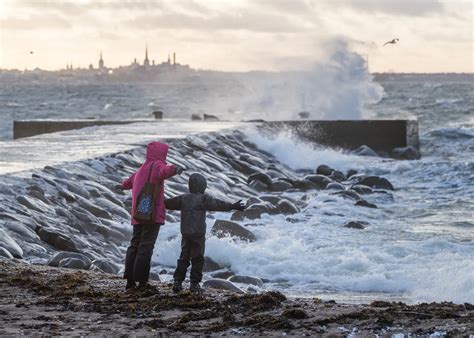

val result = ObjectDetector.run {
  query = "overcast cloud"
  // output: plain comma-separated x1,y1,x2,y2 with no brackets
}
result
0,0,472,72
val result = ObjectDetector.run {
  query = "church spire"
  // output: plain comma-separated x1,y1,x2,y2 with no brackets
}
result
144,44,150,66
98,51,104,70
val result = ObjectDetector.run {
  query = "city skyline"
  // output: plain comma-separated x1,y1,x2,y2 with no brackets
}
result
0,0,472,73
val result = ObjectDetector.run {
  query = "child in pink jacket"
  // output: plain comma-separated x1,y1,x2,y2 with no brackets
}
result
118,141,182,291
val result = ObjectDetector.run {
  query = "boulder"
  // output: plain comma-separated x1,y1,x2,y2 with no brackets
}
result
247,202,276,215
392,146,421,160
270,180,293,192
346,169,358,178
211,270,235,279
304,175,332,189
48,251,92,267
202,279,245,293
203,256,223,272
355,200,377,208
358,176,394,190
352,145,379,157
231,209,263,221
247,172,272,187
0,228,23,258
326,182,344,191
259,196,282,205
76,197,113,220
275,200,299,215
191,113,202,120
333,190,361,201
16,195,53,214
211,219,257,242
316,165,333,176
58,257,89,270
229,275,264,287
299,111,310,119
292,179,319,191
90,259,120,274
0,247,14,259
329,170,346,182
36,227,78,252
344,221,368,229
152,110,163,119
351,184,373,195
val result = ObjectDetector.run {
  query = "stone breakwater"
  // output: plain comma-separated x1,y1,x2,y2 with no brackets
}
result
1,129,396,291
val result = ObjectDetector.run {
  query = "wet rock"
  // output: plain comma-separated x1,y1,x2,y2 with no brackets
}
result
326,182,344,191
62,181,91,199
259,196,282,205
76,197,113,220
248,180,268,191
16,195,53,214
191,113,202,120
211,270,235,279
95,223,128,242
58,257,90,270
329,170,346,182
352,145,379,157
211,219,257,242
202,279,245,293
358,176,394,190
285,217,301,223
58,189,77,202
203,256,223,272
299,111,310,119
346,169,358,178
149,272,162,282
89,259,120,274
229,275,264,287
275,200,299,215
94,198,130,219
247,172,272,187
0,228,23,258
231,209,263,221
283,308,309,319
355,200,377,208
292,179,319,191
333,190,361,201
269,180,293,192
47,251,92,267
0,246,14,259
316,165,333,176
247,202,276,215
392,146,421,160
351,184,373,195
304,175,332,189
344,221,368,229
245,197,262,207
27,189,50,205
152,110,163,119
36,227,78,252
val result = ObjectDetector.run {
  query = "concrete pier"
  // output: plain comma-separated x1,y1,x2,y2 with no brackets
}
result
13,119,147,139
267,120,419,153
12,119,419,154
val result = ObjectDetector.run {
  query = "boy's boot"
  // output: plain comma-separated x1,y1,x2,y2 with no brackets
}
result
189,282,203,295
125,280,136,291
172,280,183,293
137,281,159,296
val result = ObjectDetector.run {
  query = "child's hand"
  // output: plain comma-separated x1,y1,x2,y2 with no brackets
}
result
175,166,185,175
231,200,246,211
114,184,123,191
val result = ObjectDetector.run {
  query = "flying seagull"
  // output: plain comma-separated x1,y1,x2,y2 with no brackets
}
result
383,38,399,47
29,51,34,54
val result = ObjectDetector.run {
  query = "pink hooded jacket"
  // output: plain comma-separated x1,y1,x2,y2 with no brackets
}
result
121,142,177,225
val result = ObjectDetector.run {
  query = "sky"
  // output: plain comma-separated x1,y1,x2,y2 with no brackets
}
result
0,0,472,73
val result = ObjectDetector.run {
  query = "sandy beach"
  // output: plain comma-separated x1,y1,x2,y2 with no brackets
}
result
1,260,472,336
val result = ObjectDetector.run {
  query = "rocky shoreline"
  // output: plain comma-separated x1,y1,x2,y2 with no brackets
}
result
1,260,472,335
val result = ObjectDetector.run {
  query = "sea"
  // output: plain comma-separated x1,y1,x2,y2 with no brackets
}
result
0,71,473,304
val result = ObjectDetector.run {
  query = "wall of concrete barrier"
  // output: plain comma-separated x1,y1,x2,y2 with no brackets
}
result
13,119,419,154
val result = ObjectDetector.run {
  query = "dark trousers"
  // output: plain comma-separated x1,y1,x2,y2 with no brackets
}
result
124,223,160,283
173,235,205,284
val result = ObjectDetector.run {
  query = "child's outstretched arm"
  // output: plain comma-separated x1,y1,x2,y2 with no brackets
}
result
164,195,183,210
155,164,184,181
120,172,136,190
203,195,246,212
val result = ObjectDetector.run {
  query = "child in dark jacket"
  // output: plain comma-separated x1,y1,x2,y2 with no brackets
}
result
164,173,245,293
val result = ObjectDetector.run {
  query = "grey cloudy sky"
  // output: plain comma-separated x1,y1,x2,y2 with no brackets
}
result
0,0,472,72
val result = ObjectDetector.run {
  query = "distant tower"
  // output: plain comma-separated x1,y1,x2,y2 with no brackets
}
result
144,45,150,66
98,51,105,70
152,60,155,66
167,53,171,64
173,52,176,65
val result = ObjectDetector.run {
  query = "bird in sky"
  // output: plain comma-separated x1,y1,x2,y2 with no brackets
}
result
29,51,34,54
383,38,399,47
